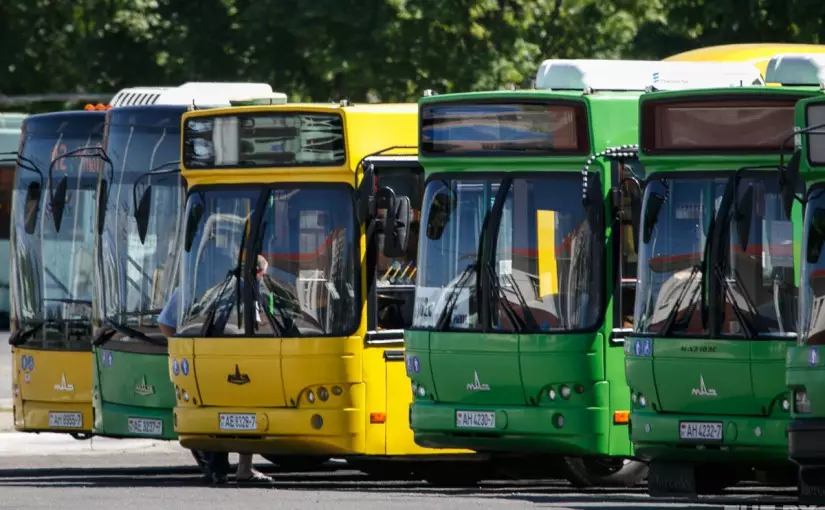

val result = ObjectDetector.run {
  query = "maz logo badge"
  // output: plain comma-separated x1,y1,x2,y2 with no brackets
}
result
227,365,250,385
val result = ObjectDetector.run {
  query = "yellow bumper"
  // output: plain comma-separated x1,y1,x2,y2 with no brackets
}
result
174,406,363,455
15,400,93,434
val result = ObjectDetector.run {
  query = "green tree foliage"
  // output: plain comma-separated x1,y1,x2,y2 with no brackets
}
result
1,0,823,109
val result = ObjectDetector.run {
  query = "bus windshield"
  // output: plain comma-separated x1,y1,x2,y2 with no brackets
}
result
98,110,184,329
11,124,103,349
178,185,359,337
414,174,601,332
634,173,796,339
798,188,825,346
634,175,725,336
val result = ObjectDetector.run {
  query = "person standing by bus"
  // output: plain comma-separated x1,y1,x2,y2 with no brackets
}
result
158,255,274,485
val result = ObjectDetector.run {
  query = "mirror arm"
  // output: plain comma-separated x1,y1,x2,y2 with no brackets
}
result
131,164,181,213
580,145,640,207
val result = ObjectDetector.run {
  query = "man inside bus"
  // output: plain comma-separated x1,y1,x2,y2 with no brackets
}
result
157,254,274,485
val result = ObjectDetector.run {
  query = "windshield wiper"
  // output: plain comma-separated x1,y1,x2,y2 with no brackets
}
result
435,262,478,331
659,263,703,336
9,322,44,346
93,318,166,347
501,272,540,331
711,262,756,339
486,260,524,331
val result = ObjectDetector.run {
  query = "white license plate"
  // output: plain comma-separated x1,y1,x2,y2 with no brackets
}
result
455,410,496,429
127,417,163,436
48,412,82,428
679,421,723,441
219,413,257,431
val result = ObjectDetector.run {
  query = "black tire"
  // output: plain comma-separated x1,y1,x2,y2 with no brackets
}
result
562,456,648,488
261,455,329,472
694,468,739,495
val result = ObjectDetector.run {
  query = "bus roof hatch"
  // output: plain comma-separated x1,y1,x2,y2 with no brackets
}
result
765,54,825,87
534,59,764,92
109,82,286,108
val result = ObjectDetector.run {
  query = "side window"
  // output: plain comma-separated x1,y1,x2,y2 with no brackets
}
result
374,168,422,330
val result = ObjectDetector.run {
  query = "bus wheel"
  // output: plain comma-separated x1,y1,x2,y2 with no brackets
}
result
262,455,329,472
799,466,825,504
694,467,739,494
562,456,648,488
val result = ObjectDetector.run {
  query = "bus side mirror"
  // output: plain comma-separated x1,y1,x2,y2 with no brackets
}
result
808,207,825,264
378,186,411,258
97,180,108,235
23,181,41,235
584,176,603,229
50,177,69,233
134,185,152,244
425,190,453,240
735,185,754,251
356,164,375,224
618,178,642,250
184,203,204,252
782,150,801,220
643,193,664,244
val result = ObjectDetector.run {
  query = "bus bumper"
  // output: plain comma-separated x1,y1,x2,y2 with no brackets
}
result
15,400,93,434
409,401,611,455
630,410,789,464
789,418,825,467
174,406,363,455
93,401,176,440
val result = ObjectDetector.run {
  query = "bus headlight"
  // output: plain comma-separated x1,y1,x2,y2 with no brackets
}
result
182,390,189,402
318,387,329,402
560,385,571,399
417,386,426,397
548,388,557,400
307,390,316,403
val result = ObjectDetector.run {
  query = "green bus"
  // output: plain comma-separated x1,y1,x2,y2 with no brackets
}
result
404,58,764,487
783,58,825,502
89,84,284,442
625,54,824,496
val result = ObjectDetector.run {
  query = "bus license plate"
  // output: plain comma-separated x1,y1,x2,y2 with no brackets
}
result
48,412,82,428
455,411,496,429
679,421,723,441
219,413,257,431
127,417,163,436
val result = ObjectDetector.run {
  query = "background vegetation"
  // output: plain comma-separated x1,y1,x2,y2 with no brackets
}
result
3,0,825,111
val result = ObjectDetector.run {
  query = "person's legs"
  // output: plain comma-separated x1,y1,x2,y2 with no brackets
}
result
204,451,231,483
235,453,273,483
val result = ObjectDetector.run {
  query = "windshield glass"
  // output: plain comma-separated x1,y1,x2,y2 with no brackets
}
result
98,109,185,329
255,185,359,337
491,176,601,332
718,176,796,339
10,117,104,349
634,175,726,336
801,187,825,345
178,188,258,336
414,178,499,330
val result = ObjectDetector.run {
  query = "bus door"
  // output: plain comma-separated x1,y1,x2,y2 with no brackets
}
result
363,157,423,451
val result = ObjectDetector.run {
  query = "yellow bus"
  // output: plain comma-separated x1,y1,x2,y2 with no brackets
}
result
665,43,825,77
164,102,477,483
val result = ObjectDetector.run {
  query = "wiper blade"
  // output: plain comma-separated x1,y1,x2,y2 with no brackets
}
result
486,260,524,331
94,318,166,347
200,270,239,337
711,262,756,339
500,271,540,331
435,262,477,331
660,263,703,337
9,322,44,346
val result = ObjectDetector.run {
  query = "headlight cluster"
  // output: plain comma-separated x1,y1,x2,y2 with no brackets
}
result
631,390,647,408
411,381,426,398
